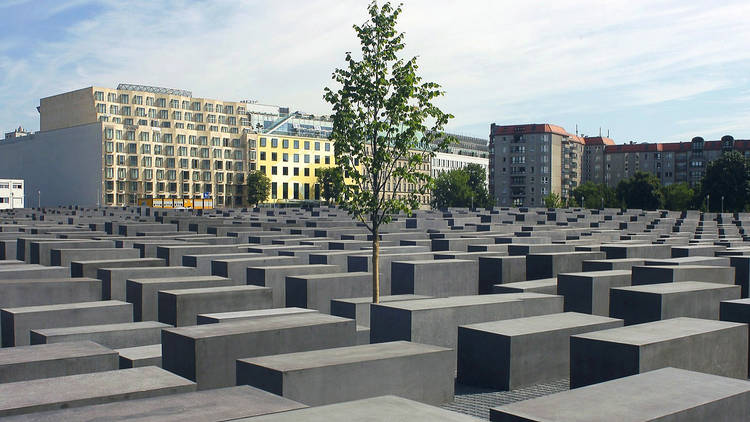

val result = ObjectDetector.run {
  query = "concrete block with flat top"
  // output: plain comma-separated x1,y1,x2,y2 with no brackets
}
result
348,252,434,296
0,385,306,422
247,264,339,308
599,243,671,259
526,251,605,280
116,344,162,369
391,259,477,297
98,265,199,301
30,321,169,349
197,307,318,324
286,272,372,313
1,300,133,347
0,265,68,280
0,366,195,417
237,341,454,406
719,298,750,377
70,257,164,278
50,248,140,269
330,294,431,327
182,252,264,276
492,278,557,295
156,244,241,266
457,312,623,389
478,256,526,294
210,255,301,284
581,258,645,272
557,270,631,316
370,293,563,353
631,265,735,285
158,285,272,326
570,317,748,388
229,395,477,422
0,277,101,308
161,313,356,389
490,367,750,422
610,281,740,325
127,276,233,321
0,341,117,384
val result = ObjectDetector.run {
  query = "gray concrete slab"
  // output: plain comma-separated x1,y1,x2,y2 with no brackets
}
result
492,279,557,294
2,300,133,347
457,312,623,390
478,256,526,294
237,341,454,406
0,341,117,383
70,257,164,279
330,294,432,327
161,313,356,389
126,276,233,321
231,395,479,422
631,265,735,285
610,281,741,325
0,386,306,422
0,366,195,417
197,307,317,324
98,265,199,301
116,344,162,369
391,259,478,297
247,264,339,308
557,270,631,316
158,285,272,326
570,317,748,387
490,367,750,422
286,272,372,313
30,321,170,349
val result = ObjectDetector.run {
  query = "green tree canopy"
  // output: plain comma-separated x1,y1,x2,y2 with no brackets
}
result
464,163,495,208
317,166,345,205
431,169,473,209
699,151,750,212
246,170,270,207
661,182,694,211
572,182,618,209
616,171,663,210
323,1,453,303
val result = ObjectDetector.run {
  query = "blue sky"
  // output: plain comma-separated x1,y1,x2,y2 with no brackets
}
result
1,0,749,143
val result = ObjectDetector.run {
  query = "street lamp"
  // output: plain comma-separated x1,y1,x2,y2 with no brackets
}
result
706,194,709,213
9,191,13,210
721,196,724,214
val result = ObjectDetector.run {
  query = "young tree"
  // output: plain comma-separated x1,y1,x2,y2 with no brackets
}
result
543,192,563,208
464,163,495,208
616,171,663,210
699,151,750,212
317,167,345,205
572,181,618,209
246,170,271,207
324,1,453,303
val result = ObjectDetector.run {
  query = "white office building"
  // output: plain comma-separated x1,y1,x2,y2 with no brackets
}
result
0,179,24,209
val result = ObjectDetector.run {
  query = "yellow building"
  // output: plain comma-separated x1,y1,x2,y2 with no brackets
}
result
256,134,335,203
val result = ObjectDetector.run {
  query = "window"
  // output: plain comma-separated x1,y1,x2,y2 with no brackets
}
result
260,151,266,160
293,140,299,149
304,141,310,150
283,167,289,175
96,103,106,113
260,138,267,147
325,143,330,152
272,152,277,161
271,166,277,175
315,142,320,151
271,138,278,147
282,139,289,148
293,154,299,163
283,153,288,162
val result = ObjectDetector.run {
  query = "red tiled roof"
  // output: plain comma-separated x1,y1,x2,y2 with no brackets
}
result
583,136,615,146
490,123,570,137
605,139,750,153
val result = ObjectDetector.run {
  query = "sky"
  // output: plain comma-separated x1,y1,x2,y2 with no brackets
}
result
1,0,749,144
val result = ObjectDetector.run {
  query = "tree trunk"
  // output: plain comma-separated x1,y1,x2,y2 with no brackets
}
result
372,226,380,304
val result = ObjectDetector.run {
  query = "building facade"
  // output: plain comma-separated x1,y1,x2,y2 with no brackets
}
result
0,179,24,209
490,122,749,207
431,133,490,187
0,84,346,207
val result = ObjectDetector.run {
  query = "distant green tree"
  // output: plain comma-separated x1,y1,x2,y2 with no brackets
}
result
431,169,473,209
699,151,750,212
662,182,694,211
616,171,663,210
572,181,618,209
246,170,271,207
543,193,563,208
317,167,346,205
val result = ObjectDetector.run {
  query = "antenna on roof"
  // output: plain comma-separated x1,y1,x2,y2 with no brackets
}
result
607,129,610,138
599,127,602,137
576,124,578,136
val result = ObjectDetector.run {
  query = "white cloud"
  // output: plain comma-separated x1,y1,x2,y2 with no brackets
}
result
1,0,749,141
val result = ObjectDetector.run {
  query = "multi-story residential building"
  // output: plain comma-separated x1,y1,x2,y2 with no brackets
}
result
431,133,490,187
0,179,24,209
491,123,749,207
582,136,615,185
0,84,343,207
489,123,573,207
603,136,750,188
